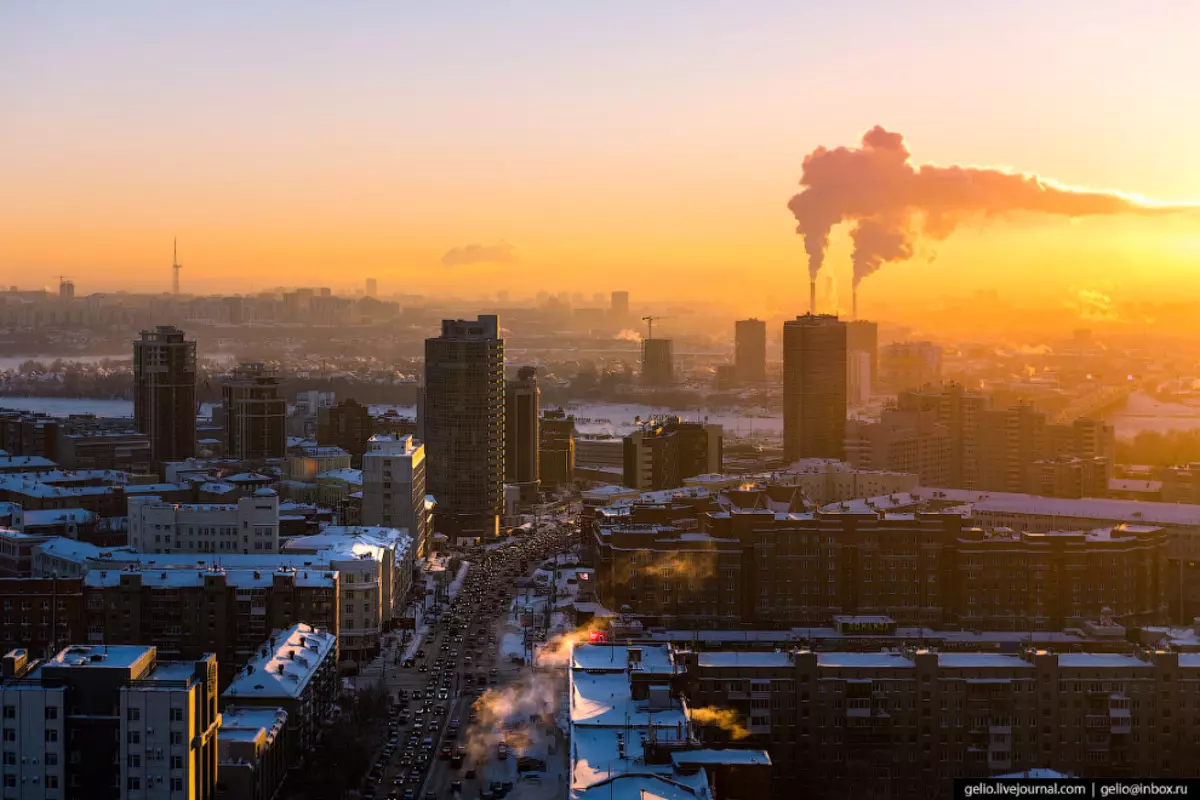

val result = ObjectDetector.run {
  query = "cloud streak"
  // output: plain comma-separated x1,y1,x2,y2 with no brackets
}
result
441,241,518,268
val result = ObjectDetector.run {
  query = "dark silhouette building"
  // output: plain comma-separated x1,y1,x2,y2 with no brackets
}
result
424,315,505,537
642,338,674,386
317,398,374,467
0,578,82,659
222,362,287,460
783,314,847,461
0,408,58,460
611,290,630,321
622,417,723,491
735,318,767,383
845,319,879,386
132,325,196,465
539,408,576,491
505,366,540,503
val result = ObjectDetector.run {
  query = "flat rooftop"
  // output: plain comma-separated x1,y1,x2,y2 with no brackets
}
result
223,623,336,700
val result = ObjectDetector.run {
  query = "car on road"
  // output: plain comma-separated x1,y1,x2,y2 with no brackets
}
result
402,789,416,800
497,742,509,760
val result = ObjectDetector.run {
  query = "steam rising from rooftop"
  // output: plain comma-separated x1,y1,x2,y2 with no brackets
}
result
787,126,1193,301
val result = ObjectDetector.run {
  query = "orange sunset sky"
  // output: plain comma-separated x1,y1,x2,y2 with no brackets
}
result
2,1,1199,314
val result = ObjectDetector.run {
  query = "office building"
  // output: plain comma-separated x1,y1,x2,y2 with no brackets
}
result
734,318,767,384
423,315,505,538
847,350,871,406
845,319,878,386
678,646,1200,797
505,366,540,503
642,338,674,386
610,290,630,321
222,363,286,461
316,399,374,468
82,566,338,687
217,707,288,800
0,645,220,800
880,340,943,392
222,623,338,767
127,489,280,555
133,325,197,465
539,409,575,492
783,314,847,461
622,417,723,491
361,435,429,556
364,277,378,297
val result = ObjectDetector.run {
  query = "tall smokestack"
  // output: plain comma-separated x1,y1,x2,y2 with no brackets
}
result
809,280,816,315
852,287,858,320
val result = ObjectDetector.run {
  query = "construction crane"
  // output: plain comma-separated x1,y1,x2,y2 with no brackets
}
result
641,315,672,340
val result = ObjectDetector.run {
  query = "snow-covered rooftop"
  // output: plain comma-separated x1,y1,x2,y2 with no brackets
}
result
219,706,288,745
283,525,411,561
696,652,792,669
571,644,675,674
670,749,771,767
223,623,336,700
84,566,336,589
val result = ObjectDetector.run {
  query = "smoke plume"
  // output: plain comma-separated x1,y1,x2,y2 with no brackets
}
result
688,706,749,740
615,329,643,344
1070,288,1122,322
787,126,1190,289
441,241,518,267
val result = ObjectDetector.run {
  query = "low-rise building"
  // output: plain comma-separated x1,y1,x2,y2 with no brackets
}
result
127,489,280,555
222,623,337,767
217,706,289,800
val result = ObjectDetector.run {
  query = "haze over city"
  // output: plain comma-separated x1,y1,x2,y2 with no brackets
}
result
5,5,1200,800
4,1,1200,318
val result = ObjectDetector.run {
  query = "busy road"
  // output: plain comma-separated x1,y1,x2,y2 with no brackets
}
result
360,521,575,800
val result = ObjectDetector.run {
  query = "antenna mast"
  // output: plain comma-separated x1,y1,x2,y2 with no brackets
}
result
172,238,183,295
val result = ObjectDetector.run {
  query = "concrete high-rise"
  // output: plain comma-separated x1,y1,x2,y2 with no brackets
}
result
133,325,197,465
424,315,505,537
622,416,722,491
734,318,767,383
222,362,287,460
317,398,374,467
362,434,429,555
610,290,629,321
505,366,540,503
845,319,879,387
365,277,377,297
783,314,847,461
641,338,674,386
539,408,575,491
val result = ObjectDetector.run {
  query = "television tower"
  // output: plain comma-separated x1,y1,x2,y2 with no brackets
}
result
171,238,182,295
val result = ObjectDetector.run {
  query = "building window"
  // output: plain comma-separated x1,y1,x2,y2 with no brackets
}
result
128,707,140,721
127,731,140,744
45,729,57,743
170,708,184,722
45,775,58,789
170,732,183,745
45,753,57,766
127,754,141,768
1,706,12,719
1,752,13,765
45,706,58,720
1,730,12,742
171,755,183,769
3,775,14,788
171,777,184,791
127,777,140,790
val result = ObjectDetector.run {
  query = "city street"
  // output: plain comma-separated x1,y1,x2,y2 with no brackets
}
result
358,524,575,800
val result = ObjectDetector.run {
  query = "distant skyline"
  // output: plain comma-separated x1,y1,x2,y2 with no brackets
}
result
3,1,1198,315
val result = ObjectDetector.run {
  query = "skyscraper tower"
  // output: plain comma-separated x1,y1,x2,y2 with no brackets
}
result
424,315,506,537
641,339,674,386
735,318,768,383
610,290,630,321
783,314,847,461
133,325,197,465
505,366,540,503
222,362,287,460
172,238,182,295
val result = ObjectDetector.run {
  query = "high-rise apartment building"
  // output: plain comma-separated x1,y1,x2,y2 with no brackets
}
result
610,290,630,321
361,435,429,556
365,277,377,297
222,363,286,460
0,645,220,800
641,339,674,386
539,409,575,491
317,398,374,467
845,319,878,386
880,340,943,392
423,315,505,537
133,325,196,465
783,314,847,461
897,383,990,489
734,318,767,383
621,417,723,491
505,366,540,503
